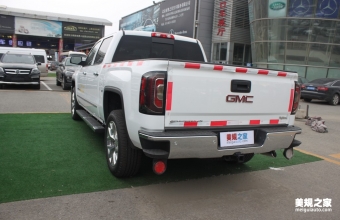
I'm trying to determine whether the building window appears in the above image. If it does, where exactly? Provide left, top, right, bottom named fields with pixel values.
left=212, top=42, right=228, bottom=62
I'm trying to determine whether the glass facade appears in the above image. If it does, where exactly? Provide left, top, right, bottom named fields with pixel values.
left=249, top=0, right=340, bottom=79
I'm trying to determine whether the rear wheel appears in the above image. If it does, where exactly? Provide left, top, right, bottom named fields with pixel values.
left=105, top=110, right=142, bottom=177
left=61, top=76, right=69, bottom=90
left=329, top=94, right=339, bottom=105
left=71, top=87, right=81, bottom=120
left=304, top=98, right=312, bottom=102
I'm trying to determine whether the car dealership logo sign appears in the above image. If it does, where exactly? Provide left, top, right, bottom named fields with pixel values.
left=270, top=2, right=286, bottom=10
left=319, top=0, right=338, bottom=16
left=64, top=26, right=77, bottom=32
left=292, top=0, right=311, bottom=15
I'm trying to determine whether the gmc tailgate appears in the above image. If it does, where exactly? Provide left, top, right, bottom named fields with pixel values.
left=164, top=61, right=297, bottom=128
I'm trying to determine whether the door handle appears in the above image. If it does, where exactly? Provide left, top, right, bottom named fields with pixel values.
left=93, top=72, right=99, bottom=76
left=83, top=72, right=87, bottom=75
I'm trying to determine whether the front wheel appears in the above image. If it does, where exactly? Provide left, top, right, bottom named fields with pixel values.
left=61, top=76, right=69, bottom=90
left=329, top=94, right=339, bottom=105
left=33, top=82, right=40, bottom=90
left=105, top=110, right=142, bottom=177
left=56, top=74, right=61, bottom=86
left=71, top=87, right=81, bottom=120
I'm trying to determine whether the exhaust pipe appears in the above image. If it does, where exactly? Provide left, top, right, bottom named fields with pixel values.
left=261, top=150, right=277, bottom=158
left=223, top=153, right=245, bottom=163
left=283, top=148, right=294, bottom=160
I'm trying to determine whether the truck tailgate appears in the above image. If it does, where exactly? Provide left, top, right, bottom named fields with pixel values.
left=164, top=62, right=297, bottom=128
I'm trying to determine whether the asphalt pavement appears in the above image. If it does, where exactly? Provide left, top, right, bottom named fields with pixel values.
left=0, top=88, right=339, bottom=220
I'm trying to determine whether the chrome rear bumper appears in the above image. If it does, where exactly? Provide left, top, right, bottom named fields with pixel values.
left=139, top=126, right=302, bottom=159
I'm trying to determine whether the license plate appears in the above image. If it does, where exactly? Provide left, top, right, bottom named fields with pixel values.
left=220, top=130, right=254, bottom=147
left=307, top=86, right=315, bottom=91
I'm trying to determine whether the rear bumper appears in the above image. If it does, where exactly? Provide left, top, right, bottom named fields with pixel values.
left=139, top=126, right=302, bottom=159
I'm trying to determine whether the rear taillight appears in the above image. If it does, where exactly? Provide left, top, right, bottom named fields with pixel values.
left=139, top=71, right=166, bottom=115
left=301, top=84, right=306, bottom=90
left=291, top=82, right=301, bottom=115
left=317, top=86, right=328, bottom=91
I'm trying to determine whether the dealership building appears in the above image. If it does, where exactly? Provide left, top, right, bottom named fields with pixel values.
left=0, top=5, right=111, bottom=60
left=120, top=0, right=340, bottom=79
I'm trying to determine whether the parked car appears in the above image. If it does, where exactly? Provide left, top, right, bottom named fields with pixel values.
left=0, top=52, right=41, bottom=89
left=301, top=78, right=340, bottom=105
left=56, top=57, right=81, bottom=90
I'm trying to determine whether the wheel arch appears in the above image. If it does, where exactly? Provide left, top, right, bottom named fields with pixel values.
left=103, top=87, right=125, bottom=122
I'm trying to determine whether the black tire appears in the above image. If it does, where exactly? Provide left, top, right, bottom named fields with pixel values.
left=105, top=110, right=142, bottom=177
left=56, top=74, right=61, bottom=86
left=224, top=153, right=254, bottom=164
left=61, top=76, right=69, bottom=90
left=329, top=94, right=339, bottom=106
left=33, top=83, right=40, bottom=90
left=71, top=86, right=81, bottom=120
left=304, top=98, right=312, bottom=102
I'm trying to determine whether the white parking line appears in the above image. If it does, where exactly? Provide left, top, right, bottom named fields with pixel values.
left=41, top=81, right=52, bottom=91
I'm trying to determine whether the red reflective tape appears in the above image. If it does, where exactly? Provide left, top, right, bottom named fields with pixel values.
left=120, top=62, right=125, bottom=66
left=236, top=68, right=248, bottom=73
left=184, top=121, right=198, bottom=127
left=270, top=119, right=279, bottom=124
left=166, top=82, right=173, bottom=111
left=258, top=70, right=269, bottom=75
left=288, top=89, right=294, bottom=112
left=185, top=63, right=200, bottom=69
left=137, top=61, right=143, bottom=66
left=128, top=61, right=133, bottom=66
left=213, top=65, right=223, bottom=71
left=250, top=120, right=260, bottom=125
left=103, top=65, right=106, bottom=68
left=278, top=72, right=287, bottom=77
left=113, top=63, right=117, bottom=67
left=107, top=64, right=111, bottom=68
left=210, top=121, right=227, bottom=127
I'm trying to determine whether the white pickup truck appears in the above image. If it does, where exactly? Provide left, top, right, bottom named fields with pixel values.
left=70, top=31, right=302, bottom=177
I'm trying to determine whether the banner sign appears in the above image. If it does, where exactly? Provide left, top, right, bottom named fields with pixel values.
left=15, top=17, right=62, bottom=38
left=62, top=22, right=103, bottom=40
left=119, top=0, right=195, bottom=37
left=0, top=15, right=15, bottom=34
left=315, top=0, right=340, bottom=18
left=268, top=0, right=287, bottom=18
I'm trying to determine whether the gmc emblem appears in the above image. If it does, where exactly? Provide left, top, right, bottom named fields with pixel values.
left=226, top=95, right=253, bottom=103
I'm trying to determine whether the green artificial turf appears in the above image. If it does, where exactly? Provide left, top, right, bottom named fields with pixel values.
left=47, top=73, right=56, bottom=77
left=0, top=113, right=322, bottom=203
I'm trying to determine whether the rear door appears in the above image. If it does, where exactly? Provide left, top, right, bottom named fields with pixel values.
left=164, top=62, right=296, bottom=128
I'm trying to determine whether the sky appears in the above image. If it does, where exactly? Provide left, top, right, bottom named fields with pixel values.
left=0, top=0, right=157, bottom=36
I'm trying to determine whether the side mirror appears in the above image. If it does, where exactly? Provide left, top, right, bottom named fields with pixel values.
left=37, top=62, right=41, bottom=66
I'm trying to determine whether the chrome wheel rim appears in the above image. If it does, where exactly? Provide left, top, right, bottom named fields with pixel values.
left=71, top=89, right=75, bottom=115
left=107, top=121, right=119, bottom=166
left=333, top=95, right=339, bottom=105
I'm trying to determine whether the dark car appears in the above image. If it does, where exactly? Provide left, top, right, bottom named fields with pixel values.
left=0, top=52, right=41, bottom=89
left=56, top=57, right=81, bottom=90
left=301, top=78, right=340, bottom=105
